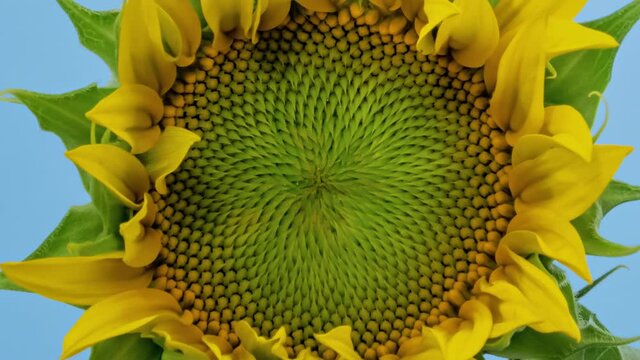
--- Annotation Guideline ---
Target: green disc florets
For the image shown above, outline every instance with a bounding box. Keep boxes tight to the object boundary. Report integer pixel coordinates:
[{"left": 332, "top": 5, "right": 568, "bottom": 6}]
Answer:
[{"left": 150, "top": 10, "right": 513, "bottom": 360}]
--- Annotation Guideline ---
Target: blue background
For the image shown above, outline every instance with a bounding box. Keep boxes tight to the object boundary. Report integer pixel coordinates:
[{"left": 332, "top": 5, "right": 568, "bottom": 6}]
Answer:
[{"left": 0, "top": 1, "right": 638, "bottom": 359}]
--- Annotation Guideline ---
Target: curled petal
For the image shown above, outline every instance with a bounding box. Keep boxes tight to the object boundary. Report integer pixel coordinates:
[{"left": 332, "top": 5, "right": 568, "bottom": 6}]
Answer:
[
  {"left": 371, "top": 0, "right": 402, "bottom": 13},
  {"left": 315, "top": 326, "right": 361, "bottom": 360},
  {"left": 119, "top": 0, "right": 176, "bottom": 94},
  {"left": 541, "top": 105, "right": 593, "bottom": 161},
  {"left": 296, "top": 0, "right": 339, "bottom": 12},
  {"left": 66, "top": 144, "right": 150, "bottom": 209},
  {"left": 86, "top": 84, "right": 163, "bottom": 154},
  {"left": 510, "top": 144, "right": 632, "bottom": 220},
  {"left": 494, "top": 0, "right": 586, "bottom": 34},
  {"left": 506, "top": 215, "right": 591, "bottom": 282},
  {"left": 486, "top": 1, "right": 615, "bottom": 90},
  {"left": 0, "top": 253, "right": 152, "bottom": 306},
  {"left": 435, "top": 0, "right": 499, "bottom": 68},
  {"left": 396, "top": 300, "right": 491, "bottom": 360},
  {"left": 203, "top": 335, "right": 233, "bottom": 360},
  {"left": 546, "top": 19, "right": 618, "bottom": 59},
  {"left": 473, "top": 278, "right": 537, "bottom": 338},
  {"left": 490, "top": 245, "right": 580, "bottom": 340},
  {"left": 119, "top": 193, "right": 163, "bottom": 267},
  {"left": 140, "top": 126, "right": 201, "bottom": 195},
  {"left": 202, "top": 0, "right": 290, "bottom": 55},
  {"left": 232, "top": 321, "right": 289, "bottom": 359},
  {"left": 61, "top": 289, "right": 189, "bottom": 359},
  {"left": 148, "top": 318, "right": 210, "bottom": 359},
  {"left": 401, "top": 0, "right": 423, "bottom": 21},
  {"left": 416, "top": 0, "right": 460, "bottom": 54},
  {"left": 155, "top": 0, "right": 203, "bottom": 66},
  {"left": 258, "top": 0, "right": 291, "bottom": 31},
  {"left": 490, "top": 18, "right": 546, "bottom": 144}
]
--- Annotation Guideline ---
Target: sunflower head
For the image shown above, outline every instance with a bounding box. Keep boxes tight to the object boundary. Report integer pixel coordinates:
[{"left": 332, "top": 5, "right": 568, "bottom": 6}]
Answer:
[{"left": 1, "top": 0, "right": 639, "bottom": 359}]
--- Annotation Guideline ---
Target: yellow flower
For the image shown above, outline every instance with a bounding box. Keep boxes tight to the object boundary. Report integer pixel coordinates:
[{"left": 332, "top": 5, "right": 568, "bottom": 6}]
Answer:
[{"left": 1, "top": 0, "right": 638, "bottom": 359}]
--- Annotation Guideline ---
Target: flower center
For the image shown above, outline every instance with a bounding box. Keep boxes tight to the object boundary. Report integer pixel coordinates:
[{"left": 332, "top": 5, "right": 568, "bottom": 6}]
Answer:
[{"left": 150, "top": 10, "right": 513, "bottom": 360}]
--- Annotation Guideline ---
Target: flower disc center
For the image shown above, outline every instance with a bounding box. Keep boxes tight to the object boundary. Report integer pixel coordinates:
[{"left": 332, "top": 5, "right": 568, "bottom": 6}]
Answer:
[{"left": 151, "top": 11, "right": 513, "bottom": 359}]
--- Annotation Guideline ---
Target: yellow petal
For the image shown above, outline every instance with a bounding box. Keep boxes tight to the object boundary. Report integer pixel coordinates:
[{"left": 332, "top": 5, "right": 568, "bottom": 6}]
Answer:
[
  {"left": 296, "top": 0, "right": 338, "bottom": 12},
  {"left": 62, "top": 288, "right": 186, "bottom": 359},
  {"left": 295, "top": 349, "right": 321, "bottom": 360},
  {"left": 203, "top": 335, "right": 233, "bottom": 360},
  {"left": 397, "top": 300, "right": 491, "bottom": 360},
  {"left": 424, "top": 300, "right": 492, "bottom": 360},
  {"left": 434, "top": 0, "right": 498, "bottom": 68},
  {"left": 155, "top": 0, "right": 202, "bottom": 66},
  {"left": 119, "top": 193, "right": 163, "bottom": 267},
  {"left": 510, "top": 144, "right": 632, "bottom": 220},
  {"left": 416, "top": 0, "right": 460, "bottom": 54},
  {"left": 486, "top": 1, "right": 594, "bottom": 91},
  {"left": 149, "top": 317, "right": 210, "bottom": 359},
  {"left": 0, "top": 253, "right": 151, "bottom": 306},
  {"left": 314, "top": 326, "right": 361, "bottom": 360},
  {"left": 541, "top": 105, "right": 593, "bottom": 161},
  {"left": 490, "top": 245, "right": 580, "bottom": 340},
  {"left": 494, "top": 0, "right": 586, "bottom": 33},
  {"left": 233, "top": 321, "right": 289, "bottom": 359},
  {"left": 546, "top": 19, "right": 618, "bottom": 59},
  {"left": 510, "top": 106, "right": 593, "bottom": 165},
  {"left": 506, "top": 213, "right": 591, "bottom": 281},
  {"left": 489, "top": 19, "right": 546, "bottom": 145},
  {"left": 371, "top": 0, "right": 402, "bottom": 13},
  {"left": 258, "top": 0, "right": 292, "bottom": 31},
  {"left": 86, "top": 84, "right": 163, "bottom": 154},
  {"left": 66, "top": 144, "right": 150, "bottom": 209},
  {"left": 401, "top": 0, "right": 423, "bottom": 21},
  {"left": 140, "top": 126, "right": 200, "bottom": 195},
  {"left": 396, "top": 331, "right": 442, "bottom": 360},
  {"left": 119, "top": 0, "right": 176, "bottom": 94},
  {"left": 202, "top": 0, "right": 255, "bottom": 55},
  {"left": 473, "top": 277, "right": 537, "bottom": 338}
]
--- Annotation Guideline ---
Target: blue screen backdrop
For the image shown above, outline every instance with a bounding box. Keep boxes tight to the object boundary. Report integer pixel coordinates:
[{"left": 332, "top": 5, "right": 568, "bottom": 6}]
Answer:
[{"left": 0, "top": 1, "right": 638, "bottom": 359}]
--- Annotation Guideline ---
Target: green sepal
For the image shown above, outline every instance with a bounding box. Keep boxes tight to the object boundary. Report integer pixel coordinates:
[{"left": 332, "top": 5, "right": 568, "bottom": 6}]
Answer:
[
  {"left": 541, "top": 258, "right": 579, "bottom": 320},
  {"left": 90, "top": 334, "right": 162, "bottom": 360},
  {"left": 0, "top": 203, "right": 122, "bottom": 292},
  {"left": 0, "top": 85, "right": 114, "bottom": 190},
  {"left": 0, "top": 273, "right": 23, "bottom": 291},
  {"left": 576, "top": 265, "right": 628, "bottom": 299},
  {"left": 572, "top": 180, "right": 640, "bottom": 257},
  {"left": 482, "top": 331, "right": 515, "bottom": 353},
  {"left": 161, "top": 350, "right": 194, "bottom": 360},
  {"left": 57, "top": 0, "right": 120, "bottom": 76},
  {"left": 544, "top": 0, "right": 640, "bottom": 127}
]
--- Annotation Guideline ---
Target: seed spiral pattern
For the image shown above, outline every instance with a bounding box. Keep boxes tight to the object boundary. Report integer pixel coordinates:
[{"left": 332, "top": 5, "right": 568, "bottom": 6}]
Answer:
[{"left": 150, "top": 8, "right": 514, "bottom": 359}]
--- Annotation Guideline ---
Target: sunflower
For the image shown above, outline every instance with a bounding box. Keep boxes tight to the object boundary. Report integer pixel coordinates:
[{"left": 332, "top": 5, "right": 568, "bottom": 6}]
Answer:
[{"left": 1, "top": 0, "right": 639, "bottom": 359}]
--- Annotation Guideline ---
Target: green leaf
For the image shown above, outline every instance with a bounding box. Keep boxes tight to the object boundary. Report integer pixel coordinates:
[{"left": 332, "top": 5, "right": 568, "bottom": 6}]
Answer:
[
  {"left": 57, "top": 0, "right": 120, "bottom": 75},
  {"left": 2, "top": 85, "right": 112, "bottom": 150},
  {"left": 24, "top": 203, "right": 103, "bottom": 260},
  {"left": 576, "top": 265, "right": 628, "bottom": 299},
  {"left": 0, "top": 85, "right": 114, "bottom": 190},
  {"left": 620, "top": 346, "right": 640, "bottom": 359},
  {"left": 572, "top": 180, "right": 640, "bottom": 257},
  {"left": 544, "top": 0, "right": 640, "bottom": 126},
  {"left": 0, "top": 203, "right": 122, "bottom": 292},
  {"left": 90, "top": 334, "right": 162, "bottom": 360}
]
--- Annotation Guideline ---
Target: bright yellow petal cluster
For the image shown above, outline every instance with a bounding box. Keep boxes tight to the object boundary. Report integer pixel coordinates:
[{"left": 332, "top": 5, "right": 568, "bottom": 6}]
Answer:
[{"left": 1, "top": 1, "right": 631, "bottom": 359}]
